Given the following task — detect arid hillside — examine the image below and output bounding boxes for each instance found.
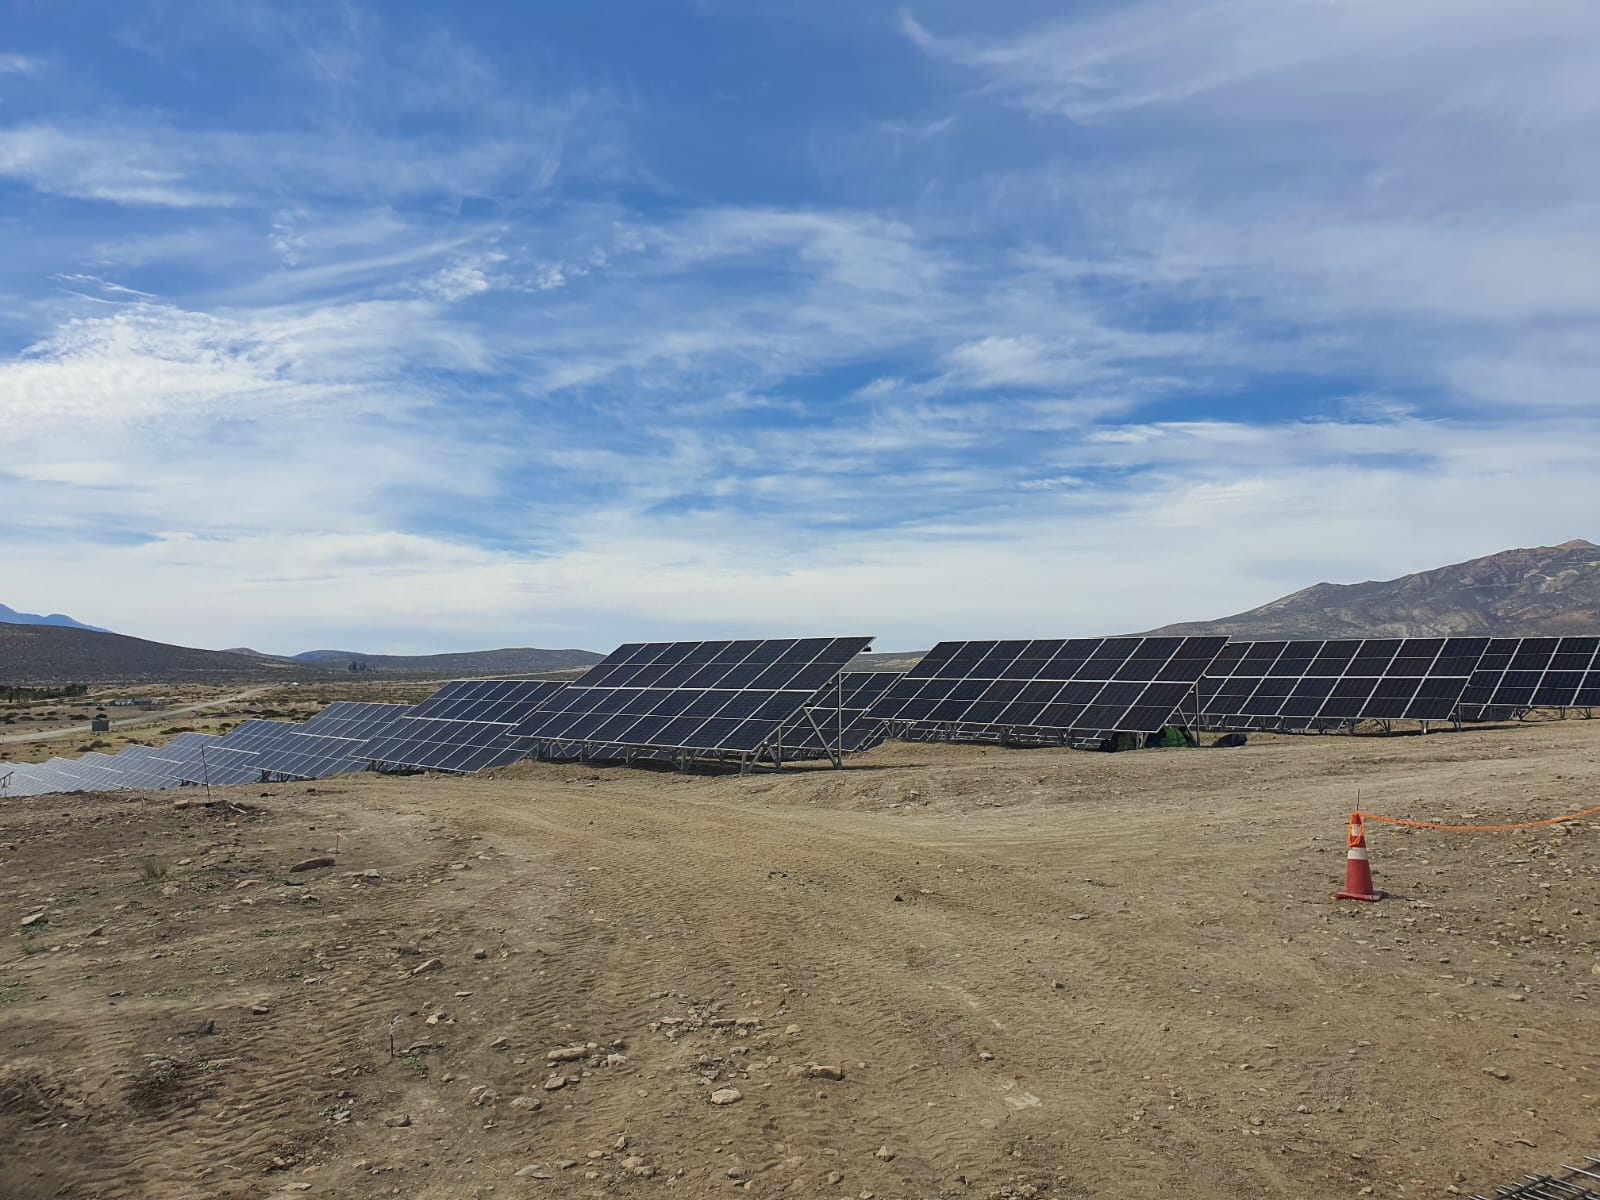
[1150,539,1600,638]
[0,624,602,687]
[0,624,338,686]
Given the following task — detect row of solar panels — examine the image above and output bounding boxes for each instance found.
[3,634,1597,797]
[880,634,1600,739]
[0,654,898,797]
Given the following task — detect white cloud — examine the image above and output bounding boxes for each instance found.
[7,390,1594,651]
[0,120,573,209]
[0,53,45,74]
[903,1,1600,127]
[900,1,1600,417]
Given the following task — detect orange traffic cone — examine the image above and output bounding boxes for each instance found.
[1335,812,1383,902]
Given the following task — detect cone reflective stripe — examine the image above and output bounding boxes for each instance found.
[1335,812,1384,902]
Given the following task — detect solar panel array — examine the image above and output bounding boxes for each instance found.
[5,629,1598,797]
[406,680,566,723]
[867,637,1229,741]
[510,638,873,755]
[254,703,416,779]
[1460,636,1600,712]
[1196,637,1489,730]
[357,717,530,773]
[128,732,231,788]
[356,680,566,773]
[300,701,417,739]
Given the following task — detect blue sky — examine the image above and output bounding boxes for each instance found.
[2,1,1597,654]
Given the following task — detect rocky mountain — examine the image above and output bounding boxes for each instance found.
[1148,539,1600,639]
[0,602,110,634]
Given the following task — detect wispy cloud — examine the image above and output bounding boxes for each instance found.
[0,2,1596,651]
[900,0,1600,416]
[0,53,46,75]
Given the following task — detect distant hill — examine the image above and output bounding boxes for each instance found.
[222,646,605,673]
[304,647,603,673]
[0,624,340,685]
[0,602,110,634]
[1147,539,1600,639]
[847,651,924,671]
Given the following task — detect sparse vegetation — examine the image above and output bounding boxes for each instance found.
[124,1057,204,1115]
[398,1053,429,1079]
[139,856,169,883]
[2,683,89,703]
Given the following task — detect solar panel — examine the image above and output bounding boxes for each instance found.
[776,671,899,757]
[24,758,96,794]
[150,733,240,786]
[509,638,875,760]
[102,744,180,790]
[357,717,531,773]
[253,731,370,778]
[20,752,131,793]
[167,736,266,785]
[1460,636,1600,712]
[7,765,66,797]
[867,637,1228,742]
[353,680,566,773]
[0,761,50,796]
[407,680,566,723]
[224,704,414,779]
[1196,636,1489,730]
[300,702,417,738]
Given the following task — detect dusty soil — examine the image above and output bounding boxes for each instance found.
[2,719,1597,1200]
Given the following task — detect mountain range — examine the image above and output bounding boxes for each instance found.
[0,624,601,686]
[3,539,1596,684]
[0,602,109,634]
[1147,538,1600,639]
[0,623,329,685]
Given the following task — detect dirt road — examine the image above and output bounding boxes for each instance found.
[0,687,272,746]
[2,718,1596,1198]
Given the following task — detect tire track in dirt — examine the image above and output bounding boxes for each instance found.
[5,723,1597,1199]
[445,787,1127,1192]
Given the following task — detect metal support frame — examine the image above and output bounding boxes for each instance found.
[1469,1155,1600,1199]
[798,704,845,768]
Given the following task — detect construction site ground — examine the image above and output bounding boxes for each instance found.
[3,717,1597,1199]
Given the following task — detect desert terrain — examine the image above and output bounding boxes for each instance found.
[0,682,466,765]
[3,719,1597,1199]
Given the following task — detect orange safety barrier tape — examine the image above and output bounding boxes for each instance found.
[1355,804,1600,834]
